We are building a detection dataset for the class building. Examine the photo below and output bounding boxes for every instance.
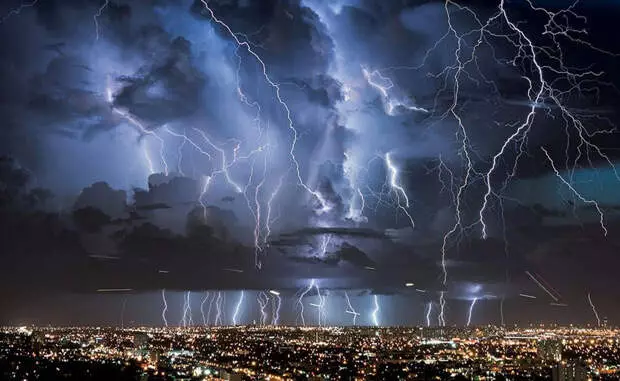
[552,362,588,381]
[133,332,149,349]
[538,339,562,362]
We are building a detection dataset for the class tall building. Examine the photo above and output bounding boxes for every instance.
[538,339,562,362]
[552,362,588,381]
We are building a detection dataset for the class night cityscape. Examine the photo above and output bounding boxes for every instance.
[2,0,620,379]
[3,325,620,380]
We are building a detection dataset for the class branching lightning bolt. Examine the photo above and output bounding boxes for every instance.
[93,0,109,41]
[199,0,330,214]
[438,292,446,327]
[296,280,315,326]
[214,291,223,326]
[257,291,269,326]
[200,291,211,326]
[308,281,326,326]
[269,291,281,326]
[344,291,360,326]
[384,152,415,229]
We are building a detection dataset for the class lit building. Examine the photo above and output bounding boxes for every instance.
[552,362,587,381]
[538,339,562,362]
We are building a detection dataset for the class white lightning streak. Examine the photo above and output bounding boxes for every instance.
[271,293,281,326]
[0,0,37,24]
[384,153,414,229]
[93,0,109,41]
[200,291,210,326]
[199,0,329,213]
[215,291,223,326]
[438,292,446,327]
[344,292,360,326]
[296,280,315,326]
[587,292,601,327]
[257,291,269,326]
[308,282,326,326]
[232,290,244,326]
[541,147,607,235]
[425,302,432,327]
[371,295,380,327]
[161,289,168,327]
[466,298,478,327]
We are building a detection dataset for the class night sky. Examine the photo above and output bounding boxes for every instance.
[1,0,620,327]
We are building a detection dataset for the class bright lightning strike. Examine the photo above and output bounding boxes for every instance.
[344,291,360,326]
[308,282,326,326]
[161,289,168,327]
[425,302,432,327]
[466,298,478,327]
[438,292,446,327]
[271,292,281,326]
[215,291,223,326]
[371,295,380,327]
[232,290,244,326]
[296,280,315,326]
[257,291,269,326]
[541,147,607,236]
[587,292,601,327]
[200,291,210,326]
[384,152,414,229]
[199,0,330,214]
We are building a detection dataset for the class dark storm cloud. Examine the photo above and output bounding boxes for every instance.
[74,181,127,217]
[112,34,206,128]
[1,0,620,326]
[190,0,334,77]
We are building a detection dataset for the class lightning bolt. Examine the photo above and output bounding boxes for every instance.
[296,279,315,326]
[318,234,332,257]
[0,0,37,24]
[198,0,330,214]
[344,291,360,326]
[207,291,215,326]
[93,0,109,41]
[587,292,601,327]
[376,0,619,295]
[384,152,415,229]
[362,66,428,116]
[541,147,607,235]
[181,291,193,327]
[308,281,326,326]
[438,292,446,327]
[161,289,169,328]
[109,96,169,177]
[466,298,478,327]
[176,132,186,176]
[214,291,223,326]
[200,291,211,326]
[257,291,269,326]
[270,291,281,326]
[425,302,433,327]
[232,290,244,326]
[371,295,380,327]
